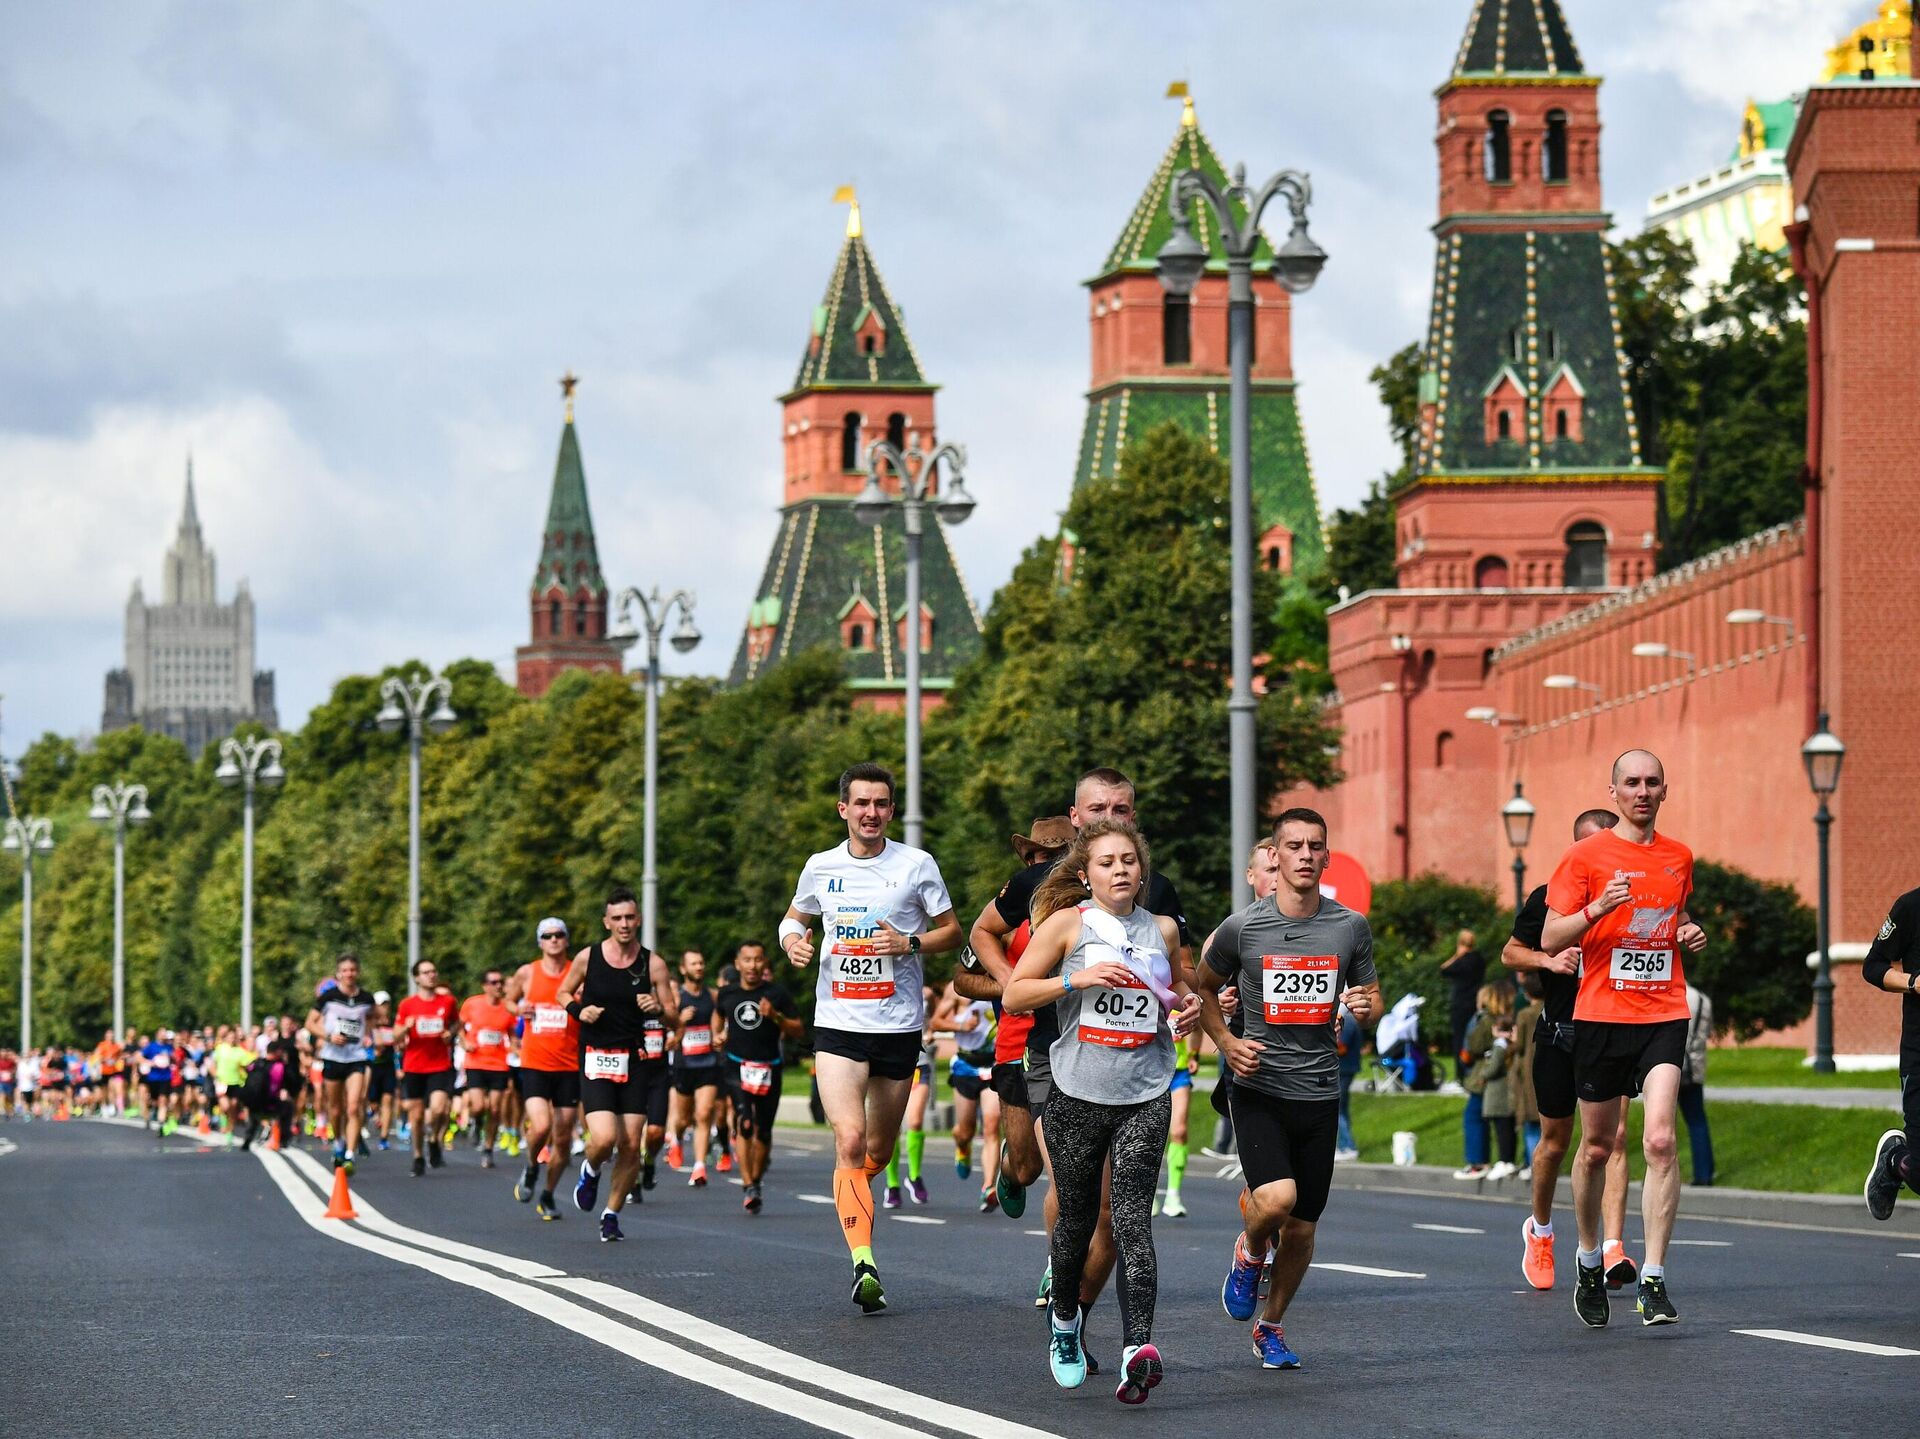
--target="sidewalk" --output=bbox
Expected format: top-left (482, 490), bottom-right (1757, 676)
top-left (1360, 1080), bottom-right (1899, 1111)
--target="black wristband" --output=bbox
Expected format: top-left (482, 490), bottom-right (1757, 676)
top-left (565, 999), bottom-right (585, 1020)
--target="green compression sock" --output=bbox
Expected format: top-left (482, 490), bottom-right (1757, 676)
top-left (1167, 1140), bottom-right (1188, 1193)
top-left (906, 1129), bottom-right (926, 1182)
top-left (885, 1153), bottom-right (900, 1188)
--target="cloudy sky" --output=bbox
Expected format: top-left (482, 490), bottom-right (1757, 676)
top-left (0, 0), bottom-right (1864, 748)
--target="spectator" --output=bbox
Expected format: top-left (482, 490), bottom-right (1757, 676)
top-left (1680, 981), bottom-right (1715, 1186)
top-left (1512, 972), bottom-right (1544, 1176)
top-left (1455, 978), bottom-right (1517, 1180)
top-left (1334, 1006), bottom-right (1361, 1161)
top-left (1440, 928), bottom-right (1487, 1083)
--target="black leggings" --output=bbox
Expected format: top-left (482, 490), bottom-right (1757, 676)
top-left (1046, 1088), bottom-right (1170, 1349)
top-left (1491, 1115), bottom-right (1517, 1165)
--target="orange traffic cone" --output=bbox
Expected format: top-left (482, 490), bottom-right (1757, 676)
top-left (269, 1120), bottom-right (282, 1151)
top-left (323, 1166), bottom-right (359, 1221)
top-left (197, 1112), bottom-right (212, 1137)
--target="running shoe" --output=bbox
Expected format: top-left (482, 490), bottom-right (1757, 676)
top-left (979, 1189), bottom-right (999, 1214)
top-left (1521, 1215), bottom-right (1555, 1291)
top-left (1574, 1258), bottom-right (1608, 1328)
top-left (716, 1151), bottom-right (734, 1174)
top-left (1116, 1343), bottom-right (1162, 1405)
top-left (339, 1153), bottom-right (356, 1176)
top-left (744, 1183), bottom-right (763, 1214)
top-left (376, 1137), bottom-right (391, 1152)
top-left (690, 1163), bottom-right (708, 1188)
top-left (412, 1155), bottom-right (426, 1178)
top-left (481, 1148), bottom-right (495, 1170)
top-left (1047, 1313), bottom-right (1087, 1389)
top-left (1866, 1127), bottom-right (1907, 1221)
top-left (574, 1160), bottom-right (599, 1213)
top-left (1602, 1240), bottom-right (1637, 1291)
top-left (851, 1260), bottom-right (887, 1314)
top-left (1251, 1321), bottom-right (1301, 1369)
top-left (956, 1148), bottom-right (972, 1181)
top-left (1222, 1234), bottom-right (1262, 1321)
top-left (515, 1163), bottom-right (539, 1202)
top-left (907, 1176), bottom-right (929, 1205)
top-left (997, 1146), bottom-right (1027, 1218)
top-left (882, 1185), bottom-right (903, 1210)
top-left (161, 1118), bottom-right (178, 1137)
top-left (666, 1139), bottom-right (683, 1169)
top-left (535, 1194), bottom-right (561, 1221)
top-left (1160, 1190), bottom-right (1187, 1219)
top-left (428, 1139), bottom-right (444, 1170)
top-left (1035, 1262), bottom-right (1052, 1308)
top-left (1636, 1275), bottom-right (1678, 1325)
top-left (641, 1157), bottom-right (658, 1191)
top-left (332, 1142), bottom-right (347, 1169)
top-left (357, 1135), bottom-right (371, 1157)
top-left (599, 1212), bottom-right (623, 1243)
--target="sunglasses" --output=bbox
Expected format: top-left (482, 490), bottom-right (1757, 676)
top-left (539, 932), bottom-right (567, 940)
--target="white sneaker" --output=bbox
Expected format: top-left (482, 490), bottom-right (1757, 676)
top-left (1518, 1165), bottom-right (1533, 1181)
top-left (1452, 1164), bottom-right (1488, 1180)
top-left (1486, 1161), bottom-right (1518, 1181)
top-left (1160, 1190), bottom-right (1187, 1218)
top-left (1334, 1147), bottom-right (1360, 1163)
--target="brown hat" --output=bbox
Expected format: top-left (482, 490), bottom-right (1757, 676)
top-left (1012, 816), bottom-right (1074, 865)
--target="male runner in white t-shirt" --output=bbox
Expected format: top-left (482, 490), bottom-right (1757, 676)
top-left (780, 762), bottom-right (962, 1314)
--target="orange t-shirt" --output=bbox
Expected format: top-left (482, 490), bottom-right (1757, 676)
top-left (1547, 828), bottom-right (1694, 1025)
top-left (460, 996), bottom-right (514, 1071)
top-left (95, 1039), bottom-right (125, 1076)
top-left (518, 961), bottom-right (580, 1073)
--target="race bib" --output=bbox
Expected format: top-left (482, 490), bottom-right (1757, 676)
top-left (828, 907), bottom-right (897, 1000)
top-left (415, 1016), bottom-right (445, 1037)
top-left (683, 1025), bottom-right (712, 1057)
top-left (584, 1047), bottom-right (630, 1082)
top-left (477, 1029), bottom-right (505, 1048)
top-left (374, 1027), bottom-right (395, 1046)
top-left (531, 1004), bottom-right (568, 1034)
top-left (1261, 954), bottom-right (1339, 1025)
top-left (334, 1014), bottom-right (363, 1039)
top-left (1077, 978), bottom-right (1160, 1049)
top-left (739, 1061), bottom-right (774, 1096)
top-left (643, 1030), bottom-right (666, 1060)
top-left (1610, 946), bottom-right (1674, 990)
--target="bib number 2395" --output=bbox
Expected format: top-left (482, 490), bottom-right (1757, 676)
top-left (1261, 955), bottom-right (1338, 1025)
top-left (1078, 982), bottom-right (1157, 1049)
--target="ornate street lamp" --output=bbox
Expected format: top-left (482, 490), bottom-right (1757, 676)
top-left (378, 670), bottom-right (456, 984)
top-left (612, 586), bottom-right (701, 952)
top-left (90, 781), bottom-right (152, 1037)
top-left (1802, 714), bottom-right (1846, 1073)
top-left (216, 736), bottom-right (285, 1028)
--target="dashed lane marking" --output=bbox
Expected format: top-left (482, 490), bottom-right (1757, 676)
top-left (1669, 1239), bottom-right (1732, 1247)
top-left (1311, 1262), bottom-right (1427, 1280)
top-left (1411, 1223), bottom-right (1483, 1235)
top-left (1024, 1229), bottom-right (1047, 1237)
top-left (1734, 1329), bottom-right (1920, 1357)
top-left (797, 1194), bottom-right (835, 1205)
top-left (890, 1215), bottom-right (944, 1225)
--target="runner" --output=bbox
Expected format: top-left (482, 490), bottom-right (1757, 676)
top-left (1541, 749), bottom-right (1707, 1328)
top-left (556, 886), bottom-right (678, 1242)
top-left (94, 1030), bottom-right (128, 1117)
top-left (667, 950), bottom-right (723, 1187)
top-left (1159, 1030), bottom-right (1198, 1219)
top-left (0, 1049), bottom-right (15, 1118)
top-left (508, 918), bottom-right (582, 1220)
top-left (1863, 884), bottom-right (1920, 1219)
top-left (305, 954), bottom-right (377, 1172)
top-left (778, 762), bottom-right (961, 1313)
top-left (945, 985), bottom-right (1002, 1210)
top-left (138, 1029), bottom-right (178, 1134)
top-left (460, 969), bottom-right (514, 1169)
top-left (883, 1001), bottom-right (938, 1209)
top-left (715, 939), bottom-right (803, 1214)
top-left (1200, 808), bottom-right (1381, 1372)
top-left (368, 993), bottom-right (398, 1149)
top-left (210, 1026), bottom-right (255, 1136)
top-left (396, 959), bottom-right (459, 1177)
top-left (1503, 808), bottom-right (1637, 1291)
top-left (634, 1005), bottom-right (675, 1201)
top-left (1004, 819), bottom-right (1199, 1403)
top-left (1202, 843), bottom-right (1270, 1162)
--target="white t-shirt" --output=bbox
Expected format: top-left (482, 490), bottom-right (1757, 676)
top-left (790, 839), bottom-right (954, 1034)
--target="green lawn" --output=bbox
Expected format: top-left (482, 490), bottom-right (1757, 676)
top-left (1348, 1092), bottom-right (1893, 1195)
top-left (1702, 1045), bottom-right (1898, 1089)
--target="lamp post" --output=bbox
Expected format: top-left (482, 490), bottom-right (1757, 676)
top-left (215, 736), bottom-right (284, 1029)
top-left (611, 587), bottom-right (702, 952)
top-left (1501, 781), bottom-right (1536, 911)
top-left (1802, 714), bottom-right (1846, 1073)
top-left (89, 781), bottom-right (152, 1038)
top-left (376, 670), bottom-right (457, 985)
top-left (1156, 158), bottom-right (1326, 908)
top-left (2, 815), bottom-right (53, 1052)
top-left (852, 436), bottom-right (979, 852)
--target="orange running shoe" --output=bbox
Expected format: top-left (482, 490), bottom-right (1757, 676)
top-left (665, 1139), bottom-right (683, 1170)
top-left (1602, 1239), bottom-right (1637, 1291)
top-left (716, 1152), bottom-right (734, 1173)
top-left (1521, 1216), bottom-right (1555, 1290)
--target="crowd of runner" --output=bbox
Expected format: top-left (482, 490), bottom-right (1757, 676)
top-left (10, 748), bottom-right (1919, 1408)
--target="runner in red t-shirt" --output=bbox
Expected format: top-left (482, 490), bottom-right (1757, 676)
top-left (460, 972), bottom-right (514, 1168)
top-left (396, 958), bottom-right (459, 1178)
top-left (1542, 748), bottom-right (1707, 1330)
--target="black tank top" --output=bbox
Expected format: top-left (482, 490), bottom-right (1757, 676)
top-left (579, 941), bottom-right (657, 1047)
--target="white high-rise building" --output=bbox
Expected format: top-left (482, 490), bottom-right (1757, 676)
top-left (102, 461), bottom-right (277, 756)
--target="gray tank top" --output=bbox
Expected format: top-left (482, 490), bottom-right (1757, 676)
top-left (1048, 903), bottom-right (1176, 1106)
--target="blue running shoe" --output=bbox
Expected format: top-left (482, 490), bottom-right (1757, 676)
top-left (956, 1151), bottom-right (973, 1181)
top-left (1116, 1343), bottom-right (1162, 1404)
top-left (1252, 1321), bottom-right (1301, 1369)
top-left (1048, 1313), bottom-right (1087, 1389)
top-left (574, 1160), bottom-right (599, 1214)
top-left (1222, 1236), bottom-right (1261, 1321)
top-left (599, 1211), bottom-right (623, 1243)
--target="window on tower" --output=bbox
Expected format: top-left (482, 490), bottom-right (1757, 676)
top-left (549, 599), bottom-right (562, 636)
top-left (887, 412), bottom-right (906, 456)
top-left (1544, 110), bottom-right (1570, 183)
top-left (1496, 411), bottom-right (1511, 439)
top-left (841, 412), bottom-right (862, 471)
top-left (1564, 522), bottom-right (1608, 588)
top-left (1485, 110), bottom-right (1512, 183)
top-left (1162, 295), bottom-right (1191, 365)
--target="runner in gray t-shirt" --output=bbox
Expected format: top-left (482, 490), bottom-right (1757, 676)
top-left (1196, 808), bottom-right (1382, 1374)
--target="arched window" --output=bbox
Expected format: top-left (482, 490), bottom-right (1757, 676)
top-left (1481, 647), bottom-right (1497, 681)
top-left (1565, 522), bottom-right (1608, 588)
top-left (575, 605), bottom-right (587, 636)
top-left (1485, 110), bottom-right (1512, 183)
top-left (1435, 730), bottom-right (1455, 769)
top-left (886, 412), bottom-right (906, 455)
top-left (840, 412), bottom-right (862, 471)
top-left (1544, 110), bottom-right (1569, 183)
top-left (848, 623), bottom-right (865, 650)
top-left (1266, 545), bottom-right (1281, 571)
top-left (1474, 554), bottom-right (1510, 589)
top-left (1162, 295), bottom-right (1191, 364)
top-left (549, 599), bottom-right (561, 636)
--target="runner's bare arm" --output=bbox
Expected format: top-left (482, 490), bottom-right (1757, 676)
top-left (1003, 910), bottom-right (1102, 1013)
top-left (650, 953), bottom-right (680, 1034)
top-left (1196, 924), bottom-right (1240, 1016)
top-left (1194, 962), bottom-right (1263, 1076)
top-left (555, 952), bottom-right (600, 1023)
top-left (504, 965), bottom-right (531, 1012)
top-left (1501, 936), bottom-right (1578, 976)
top-left (1158, 916), bottom-right (1203, 1036)
top-left (1338, 980), bottom-right (1384, 1030)
top-left (779, 905), bottom-right (816, 967)
top-left (890, 908), bottom-right (962, 956)
top-left (1541, 869), bottom-right (1632, 952)
top-left (958, 900), bottom-right (1015, 999)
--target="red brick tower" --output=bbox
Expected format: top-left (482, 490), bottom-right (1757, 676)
top-left (514, 375), bottom-right (624, 697)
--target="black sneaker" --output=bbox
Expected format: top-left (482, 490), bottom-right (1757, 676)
top-left (599, 1211), bottom-right (623, 1243)
top-left (1574, 1260), bottom-right (1609, 1328)
top-left (1866, 1128), bottom-right (1907, 1221)
top-left (514, 1164), bottom-right (538, 1203)
top-left (428, 1140), bottom-right (444, 1170)
top-left (536, 1193), bottom-right (561, 1221)
top-left (1636, 1275), bottom-right (1678, 1326)
top-left (412, 1155), bottom-right (426, 1178)
top-left (641, 1157), bottom-right (658, 1192)
top-left (851, 1260), bottom-right (887, 1314)
top-left (744, 1183), bottom-right (763, 1214)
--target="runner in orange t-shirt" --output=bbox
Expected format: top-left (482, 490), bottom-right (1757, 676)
top-left (1542, 748), bottom-right (1706, 1331)
top-left (94, 1030), bottom-right (127, 1117)
top-left (508, 918), bottom-right (582, 1219)
top-left (460, 971), bottom-right (514, 1169)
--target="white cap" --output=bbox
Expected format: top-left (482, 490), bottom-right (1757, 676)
top-left (373, 990), bottom-right (391, 1006)
top-left (537, 917), bottom-right (569, 940)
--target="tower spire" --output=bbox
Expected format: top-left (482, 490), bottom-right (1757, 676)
top-left (181, 454), bottom-right (201, 535)
top-left (1166, 80), bottom-right (1195, 128)
top-left (833, 184), bottom-right (861, 239)
top-left (559, 370), bottom-right (578, 424)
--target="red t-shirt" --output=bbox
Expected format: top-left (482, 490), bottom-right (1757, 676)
top-left (1547, 828), bottom-right (1694, 1025)
top-left (994, 919), bottom-right (1036, 1065)
top-left (460, 996), bottom-right (513, 1072)
top-left (398, 992), bottom-right (459, 1073)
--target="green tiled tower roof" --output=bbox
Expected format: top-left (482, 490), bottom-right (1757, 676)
top-left (1100, 96), bottom-right (1274, 277)
top-left (532, 414), bottom-right (607, 596)
top-left (789, 213), bottom-right (933, 394)
top-left (1453, 0), bottom-right (1583, 78)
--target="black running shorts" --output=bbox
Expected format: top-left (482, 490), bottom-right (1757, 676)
top-left (672, 1063), bottom-right (720, 1096)
top-left (992, 1062), bottom-right (1028, 1109)
top-left (951, 1070), bottom-right (988, 1102)
top-left (724, 1061), bottom-right (781, 1139)
top-left (519, 1067), bottom-right (580, 1109)
top-left (1532, 1031), bottom-right (1577, 1122)
top-left (464, 1069), bottom-right (509, 1094)
top-left (1230, 1086), bottom-right (1340, 1224)
top-left (320, 1059), bottom-right (368, 1084)
top-left (368, 1064), bottom-right (396, 1101)
top-left (1573, 1018), bottom-right (1687, 1104)
top-left (402, 1068), bottom-right (455, 1102)
top-left (813, 1027), bottom-right (922, 1082)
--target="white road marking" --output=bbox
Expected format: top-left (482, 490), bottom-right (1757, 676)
top-left (1898, 1253), bottom-right (1920, 1260)
top-left (1411, 1223), bottom-right (1484, 1235)
top-left (255, 1149), bottom-right (1060, 1439)
top-left (1312, 1262), bottom-right (1427, 1280)
top-left (797, 1193), bottom-right (835, 1205)
top-left (1734, 1329), bottom-right (1920, 1357)
top-left (1024, 1229), bottom-right (1048, 1237)
top-left (1669, 1239), bottom-right (1731, 1247)
top-left (0, 1138), bottom-right (15, 1158)
top-left (890, 1215), bottom-right (944, 1225)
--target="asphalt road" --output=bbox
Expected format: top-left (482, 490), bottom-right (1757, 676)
top-left (3, 1118), bottom-right (1913, 1439)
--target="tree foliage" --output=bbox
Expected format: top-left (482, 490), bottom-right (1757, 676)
top-left (1681, 859), bottom-right (1816, 1041)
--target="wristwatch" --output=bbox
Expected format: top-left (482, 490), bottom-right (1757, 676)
top-left (958, 945), bottom-right (981, 972)
top-left (907, 934), bottom-right (922, 955)
top-left (1907, 970), bottom-right (1916, 993)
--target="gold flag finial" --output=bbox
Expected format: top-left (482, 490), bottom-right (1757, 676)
top-left (559, 371), bottom-right (578, 423)
top-left (1166, 80), bottom-right (1194, 128)
top-left (832, 184), bottom-right (861, 238)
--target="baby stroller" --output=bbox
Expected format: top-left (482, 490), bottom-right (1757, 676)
top-left (1369, 994), bottom-right (1435, 1093)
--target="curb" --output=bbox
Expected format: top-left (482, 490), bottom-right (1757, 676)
top-left (1329, 1160), bottom-right (1920, 1238)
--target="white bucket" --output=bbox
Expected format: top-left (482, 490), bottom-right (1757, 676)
top-left (1391, 1130), bottom-right (1418, 1167)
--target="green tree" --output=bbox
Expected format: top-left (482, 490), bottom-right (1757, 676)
top-left (1682, 859), bottom-right (1815, 1040)
top-left (1364, 874), bottom-right (1508, 1025)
